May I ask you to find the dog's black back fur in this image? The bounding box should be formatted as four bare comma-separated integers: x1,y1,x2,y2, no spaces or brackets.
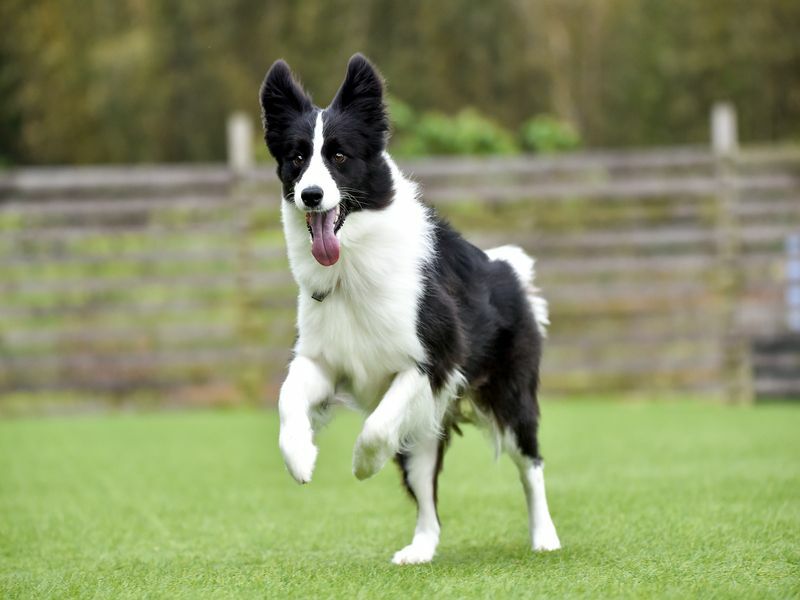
416,217,544,462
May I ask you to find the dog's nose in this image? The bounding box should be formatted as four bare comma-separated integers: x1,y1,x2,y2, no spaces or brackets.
300,186,323,208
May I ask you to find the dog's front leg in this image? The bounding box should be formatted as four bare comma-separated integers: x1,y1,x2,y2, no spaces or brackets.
353,368,434,480
278,355,334,484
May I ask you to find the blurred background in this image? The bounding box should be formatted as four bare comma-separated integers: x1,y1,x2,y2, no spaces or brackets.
1,0,799,413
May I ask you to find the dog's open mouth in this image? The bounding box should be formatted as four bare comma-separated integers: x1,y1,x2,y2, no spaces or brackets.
305,205,345,267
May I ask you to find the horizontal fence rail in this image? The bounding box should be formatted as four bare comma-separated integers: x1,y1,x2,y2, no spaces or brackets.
1,144,799,404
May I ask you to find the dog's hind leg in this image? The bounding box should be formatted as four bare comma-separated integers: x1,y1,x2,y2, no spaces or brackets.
391,432,446,565
510,452,561,551
503,397,561,552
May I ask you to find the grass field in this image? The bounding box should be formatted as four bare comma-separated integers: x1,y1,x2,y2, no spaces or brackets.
1,401,799,598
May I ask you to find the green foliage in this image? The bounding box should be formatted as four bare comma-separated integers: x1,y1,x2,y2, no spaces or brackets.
387,95,415,133
1,403,799,597
390,101,518,156
520,115,582,154
418,109,518,156
1,0,799,163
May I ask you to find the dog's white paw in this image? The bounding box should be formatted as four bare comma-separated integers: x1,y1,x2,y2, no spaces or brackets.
279,428,317,484
532,523,561,552
391,540,436,565
352,423,392,480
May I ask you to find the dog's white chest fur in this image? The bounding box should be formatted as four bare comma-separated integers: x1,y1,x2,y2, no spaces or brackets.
282,160,433,409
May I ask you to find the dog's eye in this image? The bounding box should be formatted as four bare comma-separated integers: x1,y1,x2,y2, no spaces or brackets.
333,152,346,165
291,154,304,168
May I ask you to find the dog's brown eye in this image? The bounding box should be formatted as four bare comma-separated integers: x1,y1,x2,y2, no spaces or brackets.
292,154,304,168
333,152,346,165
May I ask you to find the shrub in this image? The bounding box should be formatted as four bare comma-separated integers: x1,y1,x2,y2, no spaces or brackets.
520,114,581,154
387,95,416,134
391,104,518,156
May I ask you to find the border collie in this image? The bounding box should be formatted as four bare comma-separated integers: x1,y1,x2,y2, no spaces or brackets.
259,54,560,564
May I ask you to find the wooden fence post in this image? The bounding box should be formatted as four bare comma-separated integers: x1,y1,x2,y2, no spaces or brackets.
227,112,263,404
227,112,254,175
712,102,751,403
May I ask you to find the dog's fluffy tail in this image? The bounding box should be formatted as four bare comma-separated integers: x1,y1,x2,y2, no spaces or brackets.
485,245,549,337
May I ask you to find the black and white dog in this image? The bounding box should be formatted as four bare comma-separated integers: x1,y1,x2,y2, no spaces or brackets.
259,54,560,564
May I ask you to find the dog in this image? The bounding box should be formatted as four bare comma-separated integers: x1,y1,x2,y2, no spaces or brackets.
259,54,561,564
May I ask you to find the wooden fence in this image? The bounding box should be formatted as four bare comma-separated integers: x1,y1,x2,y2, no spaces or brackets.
1,128,799,405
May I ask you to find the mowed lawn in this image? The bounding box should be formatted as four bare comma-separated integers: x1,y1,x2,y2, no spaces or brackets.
1,402,798,599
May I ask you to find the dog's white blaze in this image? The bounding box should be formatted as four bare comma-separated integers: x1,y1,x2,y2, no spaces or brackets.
294,111,340,212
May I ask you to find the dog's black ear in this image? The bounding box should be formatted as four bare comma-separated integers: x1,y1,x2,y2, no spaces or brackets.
330,53,388,134
259,60,312,155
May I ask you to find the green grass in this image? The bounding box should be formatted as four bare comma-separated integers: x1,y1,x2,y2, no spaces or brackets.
1,401,799,598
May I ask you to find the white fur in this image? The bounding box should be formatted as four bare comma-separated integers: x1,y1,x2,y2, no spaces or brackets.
391,434,441,564
485,244,549,337
281,152,441,482
294,112,340,211
283,153,434,402
277,355,334,483
352,368,436,480
387,370,465,564
507,444,561,552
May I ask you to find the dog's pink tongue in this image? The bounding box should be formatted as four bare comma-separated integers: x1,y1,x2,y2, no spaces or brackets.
309,209,340,266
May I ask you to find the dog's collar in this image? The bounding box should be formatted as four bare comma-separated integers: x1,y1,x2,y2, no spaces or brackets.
311,279,338,303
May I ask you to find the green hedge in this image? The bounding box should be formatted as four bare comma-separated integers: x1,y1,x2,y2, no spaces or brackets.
389,97,581,157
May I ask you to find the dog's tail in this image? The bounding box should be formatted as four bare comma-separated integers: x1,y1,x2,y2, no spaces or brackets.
485,245,549,337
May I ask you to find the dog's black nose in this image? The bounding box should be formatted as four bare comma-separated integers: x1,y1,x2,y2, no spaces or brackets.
301,186,323,208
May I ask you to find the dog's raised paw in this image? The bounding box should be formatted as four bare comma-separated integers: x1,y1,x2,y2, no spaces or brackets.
391,542,436,565
279,430,318,484
352,428,392,480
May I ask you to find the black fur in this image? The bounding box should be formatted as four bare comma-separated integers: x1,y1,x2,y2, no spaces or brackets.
259,54,393,223
329,54,390,153
260,59,314,169
401,216,545,524
417,217,543,457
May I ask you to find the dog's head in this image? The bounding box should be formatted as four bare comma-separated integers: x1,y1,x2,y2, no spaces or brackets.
259,54,394,266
